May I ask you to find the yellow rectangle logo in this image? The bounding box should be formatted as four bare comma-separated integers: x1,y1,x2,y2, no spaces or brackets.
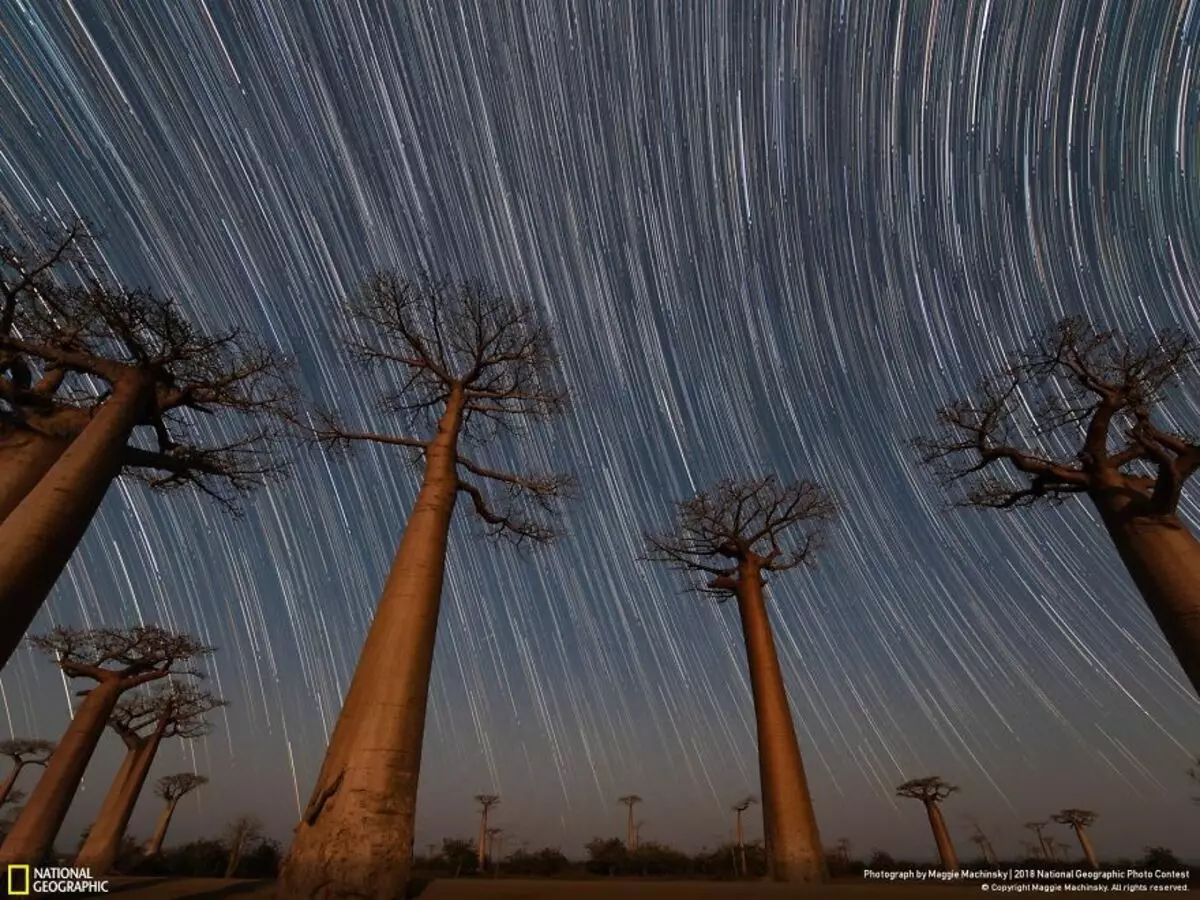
7,864,30,895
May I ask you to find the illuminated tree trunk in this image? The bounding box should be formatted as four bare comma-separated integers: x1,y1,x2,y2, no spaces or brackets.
277,395,464,899
735,810,747,876
0,431,68,524
477,808,490,872
924,801,959,871
735,568,825,883
75,730,164,873
0,379,153,669
0,678,124,865
1092,491,1200,696
1070,824,1098,869
144,798,180,857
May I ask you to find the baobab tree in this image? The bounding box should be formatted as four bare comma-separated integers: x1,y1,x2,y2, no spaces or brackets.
618,795,642,853
277,272,573,900
76,681,225,873
963,818,997,865
486,827,503,871
0,224,292,670
0,738,54,807
732,796,757,876
1188,757,1199,803
1024,821,1052,860
916,318,1200,695
644,475,836,883
1052,809,1099,869
475,794,500,871
0,219,94,519
0,625,212,865
224,815,263,878
144,773,208,857
896,777,959,872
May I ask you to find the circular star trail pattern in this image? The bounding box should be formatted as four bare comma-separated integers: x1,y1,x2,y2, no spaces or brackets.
1,0,1198,861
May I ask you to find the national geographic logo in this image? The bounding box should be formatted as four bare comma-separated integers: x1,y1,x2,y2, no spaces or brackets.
6,865,110,894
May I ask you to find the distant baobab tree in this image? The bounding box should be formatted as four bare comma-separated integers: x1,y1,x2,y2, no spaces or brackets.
475,794,500,871
76,681,224,873
0,738,54,808
0,626,212,866
224,815,263,878
0,220,292,670
963,818,997,865
896,777,959,871
618,795,642,853
277,273,572,899
1052,809,1099,869
644,475,836,883
1189,757,1199,804
1024,821,1052,860
835,837,852,866
732,797,757,876
144,773,208,857
486,827,503,870
916,318,1200,696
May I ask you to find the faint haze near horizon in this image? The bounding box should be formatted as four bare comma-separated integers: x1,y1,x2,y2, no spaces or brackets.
0,0,1197,865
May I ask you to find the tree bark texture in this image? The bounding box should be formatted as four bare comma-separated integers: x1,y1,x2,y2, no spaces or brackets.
735,567,826,883
1091,490,1200,697
75,730,163,873
144,798,179,857
0,678,124,865
925,801,959,871
0,430,69,524
277,395,464,899
0,379,153,670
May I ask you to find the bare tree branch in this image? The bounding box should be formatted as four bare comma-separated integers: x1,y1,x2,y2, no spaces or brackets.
642,475,836,597
915,317,1199,514
28,625,214,688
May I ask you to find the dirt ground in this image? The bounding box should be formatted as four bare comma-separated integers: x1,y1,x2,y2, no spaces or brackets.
80,877,1047,899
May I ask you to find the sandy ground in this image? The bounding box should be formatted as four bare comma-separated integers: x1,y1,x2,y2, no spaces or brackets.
82,878,1199,899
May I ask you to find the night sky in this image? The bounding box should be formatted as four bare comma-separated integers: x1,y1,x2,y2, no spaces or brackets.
1,0,1199,864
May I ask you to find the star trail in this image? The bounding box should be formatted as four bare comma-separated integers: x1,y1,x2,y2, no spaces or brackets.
0,0,1198,863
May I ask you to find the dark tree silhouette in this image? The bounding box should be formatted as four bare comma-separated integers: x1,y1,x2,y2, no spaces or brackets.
1188,757,1199,804
1052,809,1099,869
144,773,208,857
732,796,757,877
224,815,263,878
644,474,836,883
1024,821,1053,861
278,273,572,899
485,827,503,871
0,626,212,865
916,318,1200,695
0,221,292,670
896,777,959,871
76,681,224,873
0,738,54,808
475,794,500,871
617,795,642,853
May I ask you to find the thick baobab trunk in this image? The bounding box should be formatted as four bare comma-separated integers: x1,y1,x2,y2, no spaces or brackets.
1072,825,1098,869
0,760,28,808
0,430,69,524
1092,493,1200,697
924,801,959,871
735,570,826,883
0,678,124,865
625,805,635,853
76,731,164,873
277,395,464,899
144,798,179,857
0,379,152,670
